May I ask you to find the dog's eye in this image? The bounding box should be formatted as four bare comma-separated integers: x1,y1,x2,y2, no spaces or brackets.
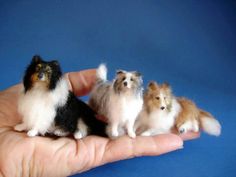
130,78,134,81
122,77,126,81
164,97,166,100
156,96,160,100
45,66,51,73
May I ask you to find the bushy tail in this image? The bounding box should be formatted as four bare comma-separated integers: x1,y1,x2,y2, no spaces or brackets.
199,110,221,136
96,63,107,82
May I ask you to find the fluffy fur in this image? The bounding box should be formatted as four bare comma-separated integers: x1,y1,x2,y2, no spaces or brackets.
135,81,221,136
14,55,107,138
89,64,143,138
135,82,181,136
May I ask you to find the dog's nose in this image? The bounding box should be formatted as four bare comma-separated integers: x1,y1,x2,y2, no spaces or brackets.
124,81,128,86
38,73,43,79
38,72,44,79
160,106,165,110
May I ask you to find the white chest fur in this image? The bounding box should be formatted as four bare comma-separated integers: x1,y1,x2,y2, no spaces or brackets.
109,93,143,123
107,91,143,138
138,98,181,135
152,98,181,133
17,78,69,135
148,110,175,133
19,87,54,128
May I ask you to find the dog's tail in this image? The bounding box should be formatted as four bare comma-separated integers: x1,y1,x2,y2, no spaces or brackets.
96,63,107,82
199,110,221,136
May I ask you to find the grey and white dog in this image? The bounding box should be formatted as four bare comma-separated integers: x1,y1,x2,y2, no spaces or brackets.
89,64,143,138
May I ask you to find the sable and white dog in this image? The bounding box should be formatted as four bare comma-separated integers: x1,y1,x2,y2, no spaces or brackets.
89,64,143,138
135,81,221,136
14,56,107,138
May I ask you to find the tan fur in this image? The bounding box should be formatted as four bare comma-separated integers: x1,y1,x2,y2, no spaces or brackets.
141,81,219,135
175,97,200,131
144,82,172,113
135,81,180,135
30,64,51,88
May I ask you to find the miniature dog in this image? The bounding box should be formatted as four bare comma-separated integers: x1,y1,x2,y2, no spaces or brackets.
14,55,107,138
89,64,143,138
135,81,221,136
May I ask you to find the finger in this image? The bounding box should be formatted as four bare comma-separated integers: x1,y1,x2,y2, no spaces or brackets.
66,134,183,175
65,69,96,96
179,132,200,141
171,128,200,141
102,134,183,164
1,84,22,95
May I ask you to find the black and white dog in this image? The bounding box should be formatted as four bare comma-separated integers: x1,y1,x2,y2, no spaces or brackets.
14,55,107,138
89,64,143,138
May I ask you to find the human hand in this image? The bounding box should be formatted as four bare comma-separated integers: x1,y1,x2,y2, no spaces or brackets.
0,69,199,177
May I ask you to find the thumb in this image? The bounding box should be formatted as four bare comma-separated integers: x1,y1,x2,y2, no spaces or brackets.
65,69,96,96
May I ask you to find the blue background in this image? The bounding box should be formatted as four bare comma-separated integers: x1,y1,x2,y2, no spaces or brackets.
0,1,235,177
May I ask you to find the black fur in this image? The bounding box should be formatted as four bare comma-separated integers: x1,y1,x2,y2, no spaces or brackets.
55,92,107,137
23,55,42,92
24,55,107,137
23,55,62,92
47,60,62,90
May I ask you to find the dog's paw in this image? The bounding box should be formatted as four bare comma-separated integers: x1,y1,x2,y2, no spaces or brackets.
178,127,186,134
111,131,119,137
27,129,38,137
54,129,69,137
141,131,152,136
74,131,84,139
178,120,199,134
178,121,192,134
128,131,136,138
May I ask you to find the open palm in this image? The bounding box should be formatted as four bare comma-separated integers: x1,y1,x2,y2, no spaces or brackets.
0,69,199,177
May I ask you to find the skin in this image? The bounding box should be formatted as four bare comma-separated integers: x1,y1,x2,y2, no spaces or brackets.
0,69,199,177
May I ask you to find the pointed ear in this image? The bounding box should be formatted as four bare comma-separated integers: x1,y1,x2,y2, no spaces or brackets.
116,70,125,75
51,60,59,66
162,82,170,88
148,81,158,91
162,82,172,93
133,71,141,77
32,55,42,64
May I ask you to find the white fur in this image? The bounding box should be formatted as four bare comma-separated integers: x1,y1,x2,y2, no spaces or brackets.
74,119,88,139
14,77,69,136
90,65,143,139
54,128,69,136
178,120,199,134
107,90,143,138
159,92,166,109
97,64,107,81
123,73,132,89
136,97,181,136
200,116,221,136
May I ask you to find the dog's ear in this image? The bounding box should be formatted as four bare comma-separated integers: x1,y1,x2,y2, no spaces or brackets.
50,60,59,66
148,81,158,91
162,82,170,88
133,71,141,77
50,60,62,75
116,70,125,75
162,82,172,93
31,55,42,64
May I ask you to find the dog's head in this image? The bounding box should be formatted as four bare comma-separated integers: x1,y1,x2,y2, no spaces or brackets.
113,70,143,94
144,81,172,112
23,55,62,92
